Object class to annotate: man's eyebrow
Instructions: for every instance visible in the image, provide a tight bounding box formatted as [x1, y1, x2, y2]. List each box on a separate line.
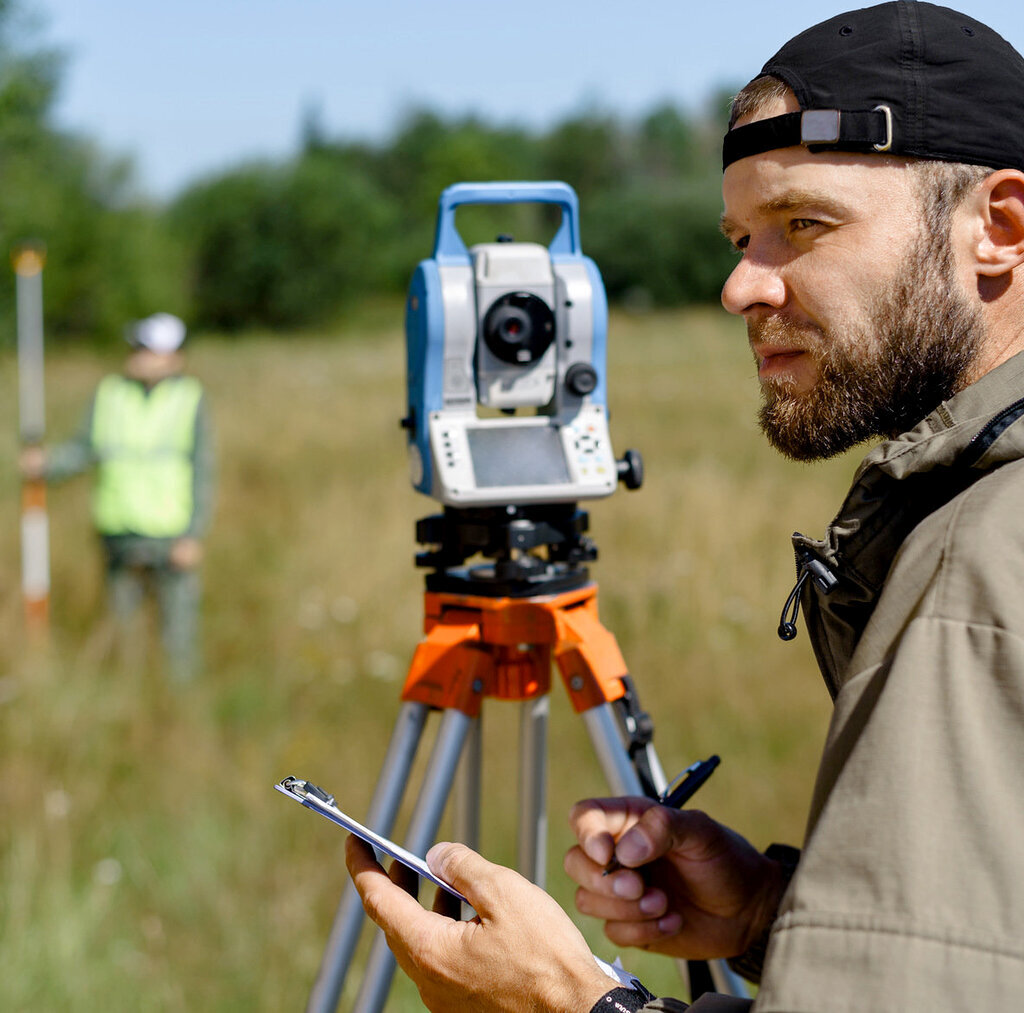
[762, 190, 853, 217]
[718, 212, 741, 240]
[719, 190, 854, 240]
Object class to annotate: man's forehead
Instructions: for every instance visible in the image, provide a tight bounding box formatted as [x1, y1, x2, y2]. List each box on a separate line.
[721, 149, 913, 227]
[724, 149, 852, 201]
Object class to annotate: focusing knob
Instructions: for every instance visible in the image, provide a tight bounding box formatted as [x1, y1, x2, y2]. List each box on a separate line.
[564, 363, 598, 396]
[616, 449, 644, 490]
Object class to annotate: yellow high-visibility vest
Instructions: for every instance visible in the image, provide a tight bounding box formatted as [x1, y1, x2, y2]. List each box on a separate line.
[90, 374, 203, 537]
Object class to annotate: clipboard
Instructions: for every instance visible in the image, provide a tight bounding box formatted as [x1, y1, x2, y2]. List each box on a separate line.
[275, 776, 468, 904]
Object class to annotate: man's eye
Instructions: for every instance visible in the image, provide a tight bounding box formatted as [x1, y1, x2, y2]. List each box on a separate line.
[791, 218, 820, 232]
[732, 235, 750, 251]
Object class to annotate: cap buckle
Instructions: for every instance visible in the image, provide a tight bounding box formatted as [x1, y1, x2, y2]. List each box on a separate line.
[872, 105, 893, 152]
[800, 109, 841, 145]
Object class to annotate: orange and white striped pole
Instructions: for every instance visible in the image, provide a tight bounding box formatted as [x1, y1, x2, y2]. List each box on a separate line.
[13, 242, 50, 634]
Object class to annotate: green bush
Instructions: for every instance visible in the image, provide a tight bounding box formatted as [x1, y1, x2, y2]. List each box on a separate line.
[0, 0, 187, 344]
[2, 0, 744, 339]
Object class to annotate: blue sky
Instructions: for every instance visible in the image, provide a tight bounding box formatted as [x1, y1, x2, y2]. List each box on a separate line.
[36, 0, 1024, 200]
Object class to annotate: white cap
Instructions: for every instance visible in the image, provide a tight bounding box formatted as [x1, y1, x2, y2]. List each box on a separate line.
[131, 313, 187, 353]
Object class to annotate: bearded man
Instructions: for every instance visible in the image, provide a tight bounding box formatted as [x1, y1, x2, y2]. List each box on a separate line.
[344, 4, 1024, 1010]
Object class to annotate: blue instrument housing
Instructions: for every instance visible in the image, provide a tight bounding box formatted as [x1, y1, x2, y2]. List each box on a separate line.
[404, 182, 612, 506]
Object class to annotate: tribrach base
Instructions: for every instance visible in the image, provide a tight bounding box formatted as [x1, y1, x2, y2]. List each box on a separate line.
[402, 584, 633, 716]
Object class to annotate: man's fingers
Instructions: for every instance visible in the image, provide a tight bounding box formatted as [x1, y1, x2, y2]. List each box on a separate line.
[573, 883, 669, 923]
[425, 841, 513, 917]
[569, 797, 695, 873]
[345, 833, 380, 877]
[426, 841, 562, 927]
[431, 884, 463, 920]
[568, 807, 615, 865]
[563, 845, 645, 899]
[388, 853, 420, 900]
[568, 797, 654, 865]
[603, 911, 685, 951]
[345, 836, 432, 939]
[613, 806, 720, 869]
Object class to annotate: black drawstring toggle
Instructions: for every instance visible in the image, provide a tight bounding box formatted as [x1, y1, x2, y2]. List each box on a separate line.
[778, 570, 809, 641]
[778, 552, 838, 642]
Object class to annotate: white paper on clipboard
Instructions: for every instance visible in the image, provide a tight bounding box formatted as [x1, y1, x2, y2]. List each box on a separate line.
[275, 777, 468, 904]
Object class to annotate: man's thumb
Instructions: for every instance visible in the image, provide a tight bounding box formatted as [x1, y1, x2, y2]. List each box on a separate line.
[426, 842, 502, 912]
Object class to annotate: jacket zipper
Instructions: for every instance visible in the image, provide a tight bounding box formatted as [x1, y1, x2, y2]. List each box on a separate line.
[957, 393, 1024, 469]
[778, 539, 839, 641]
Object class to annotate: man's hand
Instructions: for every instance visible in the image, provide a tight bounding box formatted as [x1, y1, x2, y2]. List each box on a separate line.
[18, 446, 46, 479]
[564, 798, 785, 960]
[346, 836, 614, 1013]
[169, 537, 203, 570]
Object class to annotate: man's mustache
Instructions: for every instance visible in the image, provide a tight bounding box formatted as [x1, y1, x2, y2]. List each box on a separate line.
[747, 315, 823, 347]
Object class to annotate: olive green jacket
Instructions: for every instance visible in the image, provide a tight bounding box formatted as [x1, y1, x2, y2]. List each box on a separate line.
[755, 351, 1024, 1010]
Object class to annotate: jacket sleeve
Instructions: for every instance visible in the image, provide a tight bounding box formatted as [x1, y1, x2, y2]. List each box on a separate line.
[44, 395, 98, 481]
[186, 391, 215, 538]
[641, 993, 753, 1012]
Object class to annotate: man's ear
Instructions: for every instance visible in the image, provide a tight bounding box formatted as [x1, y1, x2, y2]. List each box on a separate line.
[975, 169, 1024, 277]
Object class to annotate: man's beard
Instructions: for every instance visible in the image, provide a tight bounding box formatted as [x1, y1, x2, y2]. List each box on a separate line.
[754, 233, 986, 461]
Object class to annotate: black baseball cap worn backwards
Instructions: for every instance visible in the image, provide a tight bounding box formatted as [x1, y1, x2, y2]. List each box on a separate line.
[723, 0, 1024, 172]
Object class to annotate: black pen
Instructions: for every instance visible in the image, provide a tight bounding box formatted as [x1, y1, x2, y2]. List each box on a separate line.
[602, 755, 721, 876]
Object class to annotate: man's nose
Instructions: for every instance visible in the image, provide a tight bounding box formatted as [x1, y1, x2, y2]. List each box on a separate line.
[721, 256, 787, 316]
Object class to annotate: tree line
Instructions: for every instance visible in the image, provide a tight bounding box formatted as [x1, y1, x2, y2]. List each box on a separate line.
[1, 1, 740, 343]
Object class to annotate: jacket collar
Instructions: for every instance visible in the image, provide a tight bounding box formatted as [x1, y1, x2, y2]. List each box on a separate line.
[793, 351, 1024, 696]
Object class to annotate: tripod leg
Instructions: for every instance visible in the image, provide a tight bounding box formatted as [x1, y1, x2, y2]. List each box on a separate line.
[581, 701, 662, 796]
[306, 702, 430, 1013]
[517, 695, 550, 887]
[453, 717, 483, 922]
[453, 715, 482, 852]
[353, 708, 475, 1013]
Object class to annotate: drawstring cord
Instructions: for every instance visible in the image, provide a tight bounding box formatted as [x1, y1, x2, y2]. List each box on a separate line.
[778, 544, 839, 642]
[778, 569, 810, 641]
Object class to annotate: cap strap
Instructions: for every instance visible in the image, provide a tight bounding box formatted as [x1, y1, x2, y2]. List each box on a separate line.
[723, 107, 892, 169]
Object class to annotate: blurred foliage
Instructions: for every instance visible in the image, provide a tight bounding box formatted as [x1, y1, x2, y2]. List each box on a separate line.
[0, 0, 186, 343]
[168, 98, 740, 332]
[1, 0, 742, 341]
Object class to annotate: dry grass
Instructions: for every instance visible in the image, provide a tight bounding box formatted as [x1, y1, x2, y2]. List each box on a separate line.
[0, 305, 858, 1009]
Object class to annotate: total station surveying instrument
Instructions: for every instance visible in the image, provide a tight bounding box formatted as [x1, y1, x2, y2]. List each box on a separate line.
[304, 181, 748, 1011]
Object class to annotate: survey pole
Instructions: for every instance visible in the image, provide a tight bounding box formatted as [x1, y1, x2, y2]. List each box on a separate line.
[13, 242, 50, 633]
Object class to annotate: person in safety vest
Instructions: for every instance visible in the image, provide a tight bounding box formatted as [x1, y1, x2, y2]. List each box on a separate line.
[20, 312, 214, 683]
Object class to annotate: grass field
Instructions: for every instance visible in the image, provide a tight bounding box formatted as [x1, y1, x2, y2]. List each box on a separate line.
[0, 304, 860, 1010]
